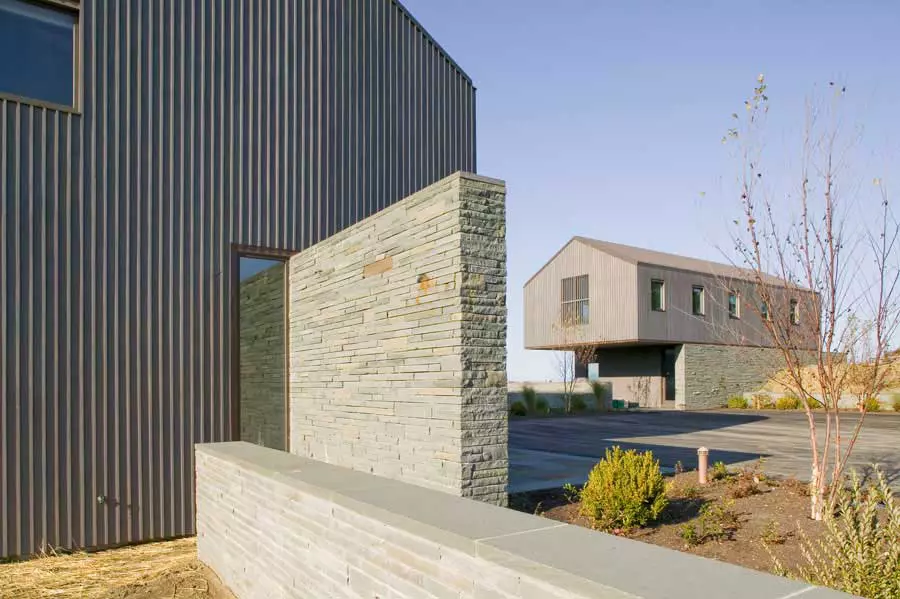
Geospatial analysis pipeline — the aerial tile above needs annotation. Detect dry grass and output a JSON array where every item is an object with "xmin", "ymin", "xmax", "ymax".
[
  {"xmin": 0, "ymin": 537, "xmax": 231, "ymax": 599},
  {"xmin": 763, "ymin": 356, "xmax": 900, "ymax": 397}
]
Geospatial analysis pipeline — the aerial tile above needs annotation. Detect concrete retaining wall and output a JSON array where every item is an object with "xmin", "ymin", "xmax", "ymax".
[
  {"xmin": 287, "ymin": 172, "xmax": 507, "ymax": 504},
  {"xmin": 195, "ymin": 442, "xmax": 849, "ymax": 599}
]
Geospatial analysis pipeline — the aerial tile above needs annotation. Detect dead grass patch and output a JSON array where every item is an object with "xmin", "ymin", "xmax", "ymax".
[{"xmin": 0, "ymin": 537, "xmax": 233, "ymax": 599}]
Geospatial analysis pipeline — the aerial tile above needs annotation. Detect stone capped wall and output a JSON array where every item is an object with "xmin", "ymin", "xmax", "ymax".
[{"xmin": 288, "ymin": 172, "xmax": 507, "ymax": 504}]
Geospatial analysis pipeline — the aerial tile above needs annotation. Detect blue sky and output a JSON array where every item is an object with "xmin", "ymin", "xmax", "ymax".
[{"xmin": 402, "ymin": 0, "xmax": 900, "ymax": 381}]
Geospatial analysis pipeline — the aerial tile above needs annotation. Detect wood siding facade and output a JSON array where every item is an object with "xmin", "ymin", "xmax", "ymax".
[{"xmin": 524, "ymin": 239, "xmax": 637, "ymax": 349}]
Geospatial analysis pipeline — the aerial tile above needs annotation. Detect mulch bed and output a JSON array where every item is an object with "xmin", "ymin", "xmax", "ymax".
[{"xmin": 509, "ymin": 468, "xmax": 827, "ymax": 574}]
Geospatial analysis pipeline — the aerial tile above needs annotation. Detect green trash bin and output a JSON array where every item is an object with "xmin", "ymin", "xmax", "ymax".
[{"xmin": 612, "ymin": 399, "xmax": 625, "ymax": 410}]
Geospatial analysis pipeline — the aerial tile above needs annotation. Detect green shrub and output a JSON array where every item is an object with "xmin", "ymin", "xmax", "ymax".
[
  {"xmin": 709, "ymin": 461, "xmax": 730, "ymax": 482},
  {"xmin": 522, "ymin": 385, "xmax": 538, "ymax": 413},
  {"xmin": 579, "ymin": 446, "xmax": 668, "ymax": 531},
  {"xmin": 805, "ymin": 396, "xmax": 824, "ymax": 410},
  {"xmin": 892, "ymin": 394, "xmax": 900, "ymax": 412},
  {"xmin": 861, "ymin": 397, "xmax": 881, "ymax": 412},
  {"xmin": 773, "ymin": 468, "xmax": 900, "ymax": 599},
  {"xmin": 760, "ymin": 519, "xmax": 787, "ymax": 545},
  {"xmin": 562, "ymin": 483, "xmax": 582, "ymax": 503},
  {"xmin": 571, "ymin": 395, "xmax": 589, "ymax": 413},
  {"xmin": 776, "ymin": 395, "xmax": 801, "ymax": 410},
  {"xmin": 534, "ymin": 397, "xmax": 550, "ymax": 415},
  {"xmin": 590, "ymin": 381, "xmax": 609, "ymax": 410},
  {"xmin": 679, "ymin": 500, "xmax": 740, "ymax": 546},
  {"xmin": 509, "ymin": 401, "xmax": 527, "ymax": 417},
  {"xmin": 726, "ymin": 396, "xmax": 749, "ymax": 409}
]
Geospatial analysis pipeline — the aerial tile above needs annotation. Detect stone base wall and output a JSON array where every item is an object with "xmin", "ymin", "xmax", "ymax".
[
  {"xmin": 288, "ymin": 172, "xmax": 507, "ymax": 504},
  {"xmin": 677, "ymin": 343, "xmax": 785, "ymax": 409}
]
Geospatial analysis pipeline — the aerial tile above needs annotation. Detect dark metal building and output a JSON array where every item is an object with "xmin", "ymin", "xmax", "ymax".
[{"xmin": 0, "ymin": 0, "xmax": 475, "ymax": 557}]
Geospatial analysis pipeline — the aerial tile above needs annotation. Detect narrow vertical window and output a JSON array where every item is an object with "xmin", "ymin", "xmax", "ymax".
[
  {"xmin": 651, "ymin": 279, "xmax": 665, "ymax": 312},
  {"xmin": 691, "ymin": 285, "xmax": 705, "ymax": 316},
  {"xmin": 0, "ymin": 0, "xmax": 79, "ymax": 108},
  {"xmin": 761, "ymin": 301, "xmax": 770, "ymax": 321},
  {"xmin": 728, "ymin": 291, "xmax": 740, "ymax": 319},
  {"xmin": 790, "ymin": 299, "xmax": 800, "ymax": 325},
  {"xmin": 561, "ymin": 274, "xmax": 589, "ymax": 325}
]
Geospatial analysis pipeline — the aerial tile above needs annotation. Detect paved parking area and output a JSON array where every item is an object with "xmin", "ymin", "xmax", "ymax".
[{"xmin": 509, "ymin": 410, "xmax": 900, "ymax": 493}]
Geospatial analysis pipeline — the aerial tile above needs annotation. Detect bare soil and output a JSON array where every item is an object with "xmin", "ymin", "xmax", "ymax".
[
  {"xmin": 0, "ymin": 538, "xmax": 234, "ymax": 599},
  {"xmin": 510, "ymin": 469, "xmax": 826, "ymax": 574}
]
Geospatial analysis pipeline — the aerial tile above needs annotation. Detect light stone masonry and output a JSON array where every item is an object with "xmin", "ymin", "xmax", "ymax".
[
  {"xmin": 288, "ymin": 172, "xmax": 508, "ymax": 504},
  {"xmin": 195, "ymin": 442, "xmax": 850, "ymax": 599}
]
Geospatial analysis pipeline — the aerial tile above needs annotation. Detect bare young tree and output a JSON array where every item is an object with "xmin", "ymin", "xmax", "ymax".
[
  {"xmin": 552, "ymin": 310, "xmax": 597, "ymax": 414},
  {"xmin": 725, "ymin": 76, "xmax": 900, "ymax": 520}
]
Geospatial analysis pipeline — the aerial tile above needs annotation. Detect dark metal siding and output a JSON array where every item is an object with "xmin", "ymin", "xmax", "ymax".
[{"xmin": 0, "ymin": 0, "xmax": 475, "ymax": 557}]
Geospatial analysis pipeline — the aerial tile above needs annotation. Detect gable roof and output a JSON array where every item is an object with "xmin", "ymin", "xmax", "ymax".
[
  {"xmin": 525, "ymin": 236, "xmax": 801, "ymax": 289},
  {"xmin": 574, "ymin": 236, "xmax": 798, "ymax": 288}
]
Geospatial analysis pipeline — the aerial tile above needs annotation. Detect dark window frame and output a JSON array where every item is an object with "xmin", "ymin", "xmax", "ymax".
[
  {"xmin": 0, "ymin": 0, "xmax": 82, "ymax": 112},
  {"xmin": 728, "ymin": 291, "xmax": 741, "ymax": 319},
  {"xmin": 789, "ymin": 299, "xmax": 800, "ymax": 325},
  {"xmin": 761, "ymin": 301, "xmax": 771, "ymax": 322},
  {"xmin": 691, "ymin": 285, "xmax": 705, "ymax": 316},
  {"xmin": 650, "ymin": 279, "xmax": 666, "ymax": 312},
  {"xmin": 561, "ymin": 274, "xmax": 590, "ymax": 326},
  {"xmin": 230, "ymin": 244, "xmax": 296, "ymax": 451}
]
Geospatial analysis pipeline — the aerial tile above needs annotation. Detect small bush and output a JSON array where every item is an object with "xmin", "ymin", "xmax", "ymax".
[
  {"xmin": 579, "ymin": 446, "xmax": 668, "ymax": 531},
  {"xmin": 776, "ymin": 395, "xmax": 802, "ymax": 410},
  {"xmin": 562, "ymin": 483, "xmax": 581, "ymax": 503},
  {"xmin": 571, "ymin": 394, "xmax": 589, "ymax": 413},
  {"xmin": 509, "ymin": 401, "xmax": 527, "ymax": 417},
  {"xmin": 861, "ymin": 397, "xmax": 881, "ymax": 412},
  {"xmin": 679, "ymin": 500, "xmax": 740, "ymax": 546},
  {"xmin": 709, "ymin": 461, "xmax": 730, "ymax": 482},
  {"xmin": 522, "ymin": 385, "xmax": 538, "ymax": 413},
  {"xmin": 727, "ymin": 475, "xmax": 761, "ymax": 499},
  {"xmin": 760, "ymin": 519, "xmax": 787, "ymax": 545},
  {"xmin": 590, "ymin": 381, "xmax": 609, "ymax": 410},
  {"xmin": 534, "ymin": 397, "xmax": 550, "ymax": 415},
  {"xmin": 674, "ymin": 460, "xmax": 685, "ymax": 474},
  {"xmin": 726, "ymin": 396, "xmax": 749, "ymax": 409},
  {"xmin": 773, "ymin": 468, "xmax": 900, "ymax": 599},
  {"xmin": 804, "ymin": 396, "xmax": 824, "ymax": 410},
  {"xmin": 780, "ymin": 476, "xmax": 810, "ymax": 497},
  {"xmin": 892, "ymin": 394, "xmax": 900, "ymax": 412}
]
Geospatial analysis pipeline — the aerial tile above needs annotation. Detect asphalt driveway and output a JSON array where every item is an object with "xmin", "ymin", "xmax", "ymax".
[{"xmin": 509, "ymin": 410, "xmax": 900, "ymax": 493}]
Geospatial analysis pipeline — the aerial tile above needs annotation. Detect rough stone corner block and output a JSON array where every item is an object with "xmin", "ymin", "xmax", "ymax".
[{"xmin": 288, "ymin": 172, "xmax": 509, "ymax": 505}]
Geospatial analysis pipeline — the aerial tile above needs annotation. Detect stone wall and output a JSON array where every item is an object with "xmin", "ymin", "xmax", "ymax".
[
  {"xmin": 238, "ymin": 264, "xmax": 287, "ymax": 449},
  {"xmin": 288, "ymin": 172, "xmax": 507, "ymax": 504},
  {"xmin": 196, "ymin": 442, "xmax": 846, "ymax": 599},
  {"xmin": 677, "ymin": 343, "xmax": 784, "ymax": 409}
]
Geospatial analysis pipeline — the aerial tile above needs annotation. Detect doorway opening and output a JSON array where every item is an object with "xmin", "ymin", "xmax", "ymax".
[{"xmin": 232, "ymin": 249, "xmax": 290, "ymax": 450}]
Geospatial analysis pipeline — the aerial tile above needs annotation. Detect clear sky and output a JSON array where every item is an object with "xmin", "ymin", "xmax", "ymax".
[{"xmin": 403, "ymin": 0, "xmax": 900, "ymax": 382}]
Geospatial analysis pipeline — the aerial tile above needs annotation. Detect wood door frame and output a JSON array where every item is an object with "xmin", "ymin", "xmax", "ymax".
[{"xmin": 230, "ymin": 244, "xmax": 295, "ymax": 450}]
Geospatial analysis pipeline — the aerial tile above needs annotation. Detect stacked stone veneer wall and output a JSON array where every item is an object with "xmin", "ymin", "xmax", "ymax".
[
  {"xmin": 238, "ymin": 265, "xmax": 286, "ymax": 449},
  {"xmin": 195, "ymin": 442, "xmax": 847, "ymax": 599},
  {"xmin": 288, "ymin": 172, "xmax": 507, "ymax": 504},
  {"xmin": 676, "ymin": 343, "xmax": 785, "ymax": 409}
]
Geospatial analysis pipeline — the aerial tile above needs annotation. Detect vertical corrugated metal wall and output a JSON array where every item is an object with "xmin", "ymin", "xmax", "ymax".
[{"xmin": 0, "ymin": 0, "xmax": 475, "ymax": 557}]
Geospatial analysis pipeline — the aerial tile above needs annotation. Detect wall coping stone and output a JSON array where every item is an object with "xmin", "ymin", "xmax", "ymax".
[{"xmin": 196, "ymin": 442, "xmax": 851, "ymax": 599}]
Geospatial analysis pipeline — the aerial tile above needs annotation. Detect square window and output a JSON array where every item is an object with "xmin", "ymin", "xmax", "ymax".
[
  {"xmin": 0, "ymin": 0, "xmax": 78, "ymax": 108},
  {"xmin": 651, "ymin": 279, "xmax": 665, "ymax": 311},
  {"xmin": 692, "ymin": 286, "xmax": 705, "ymax": 316}
]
